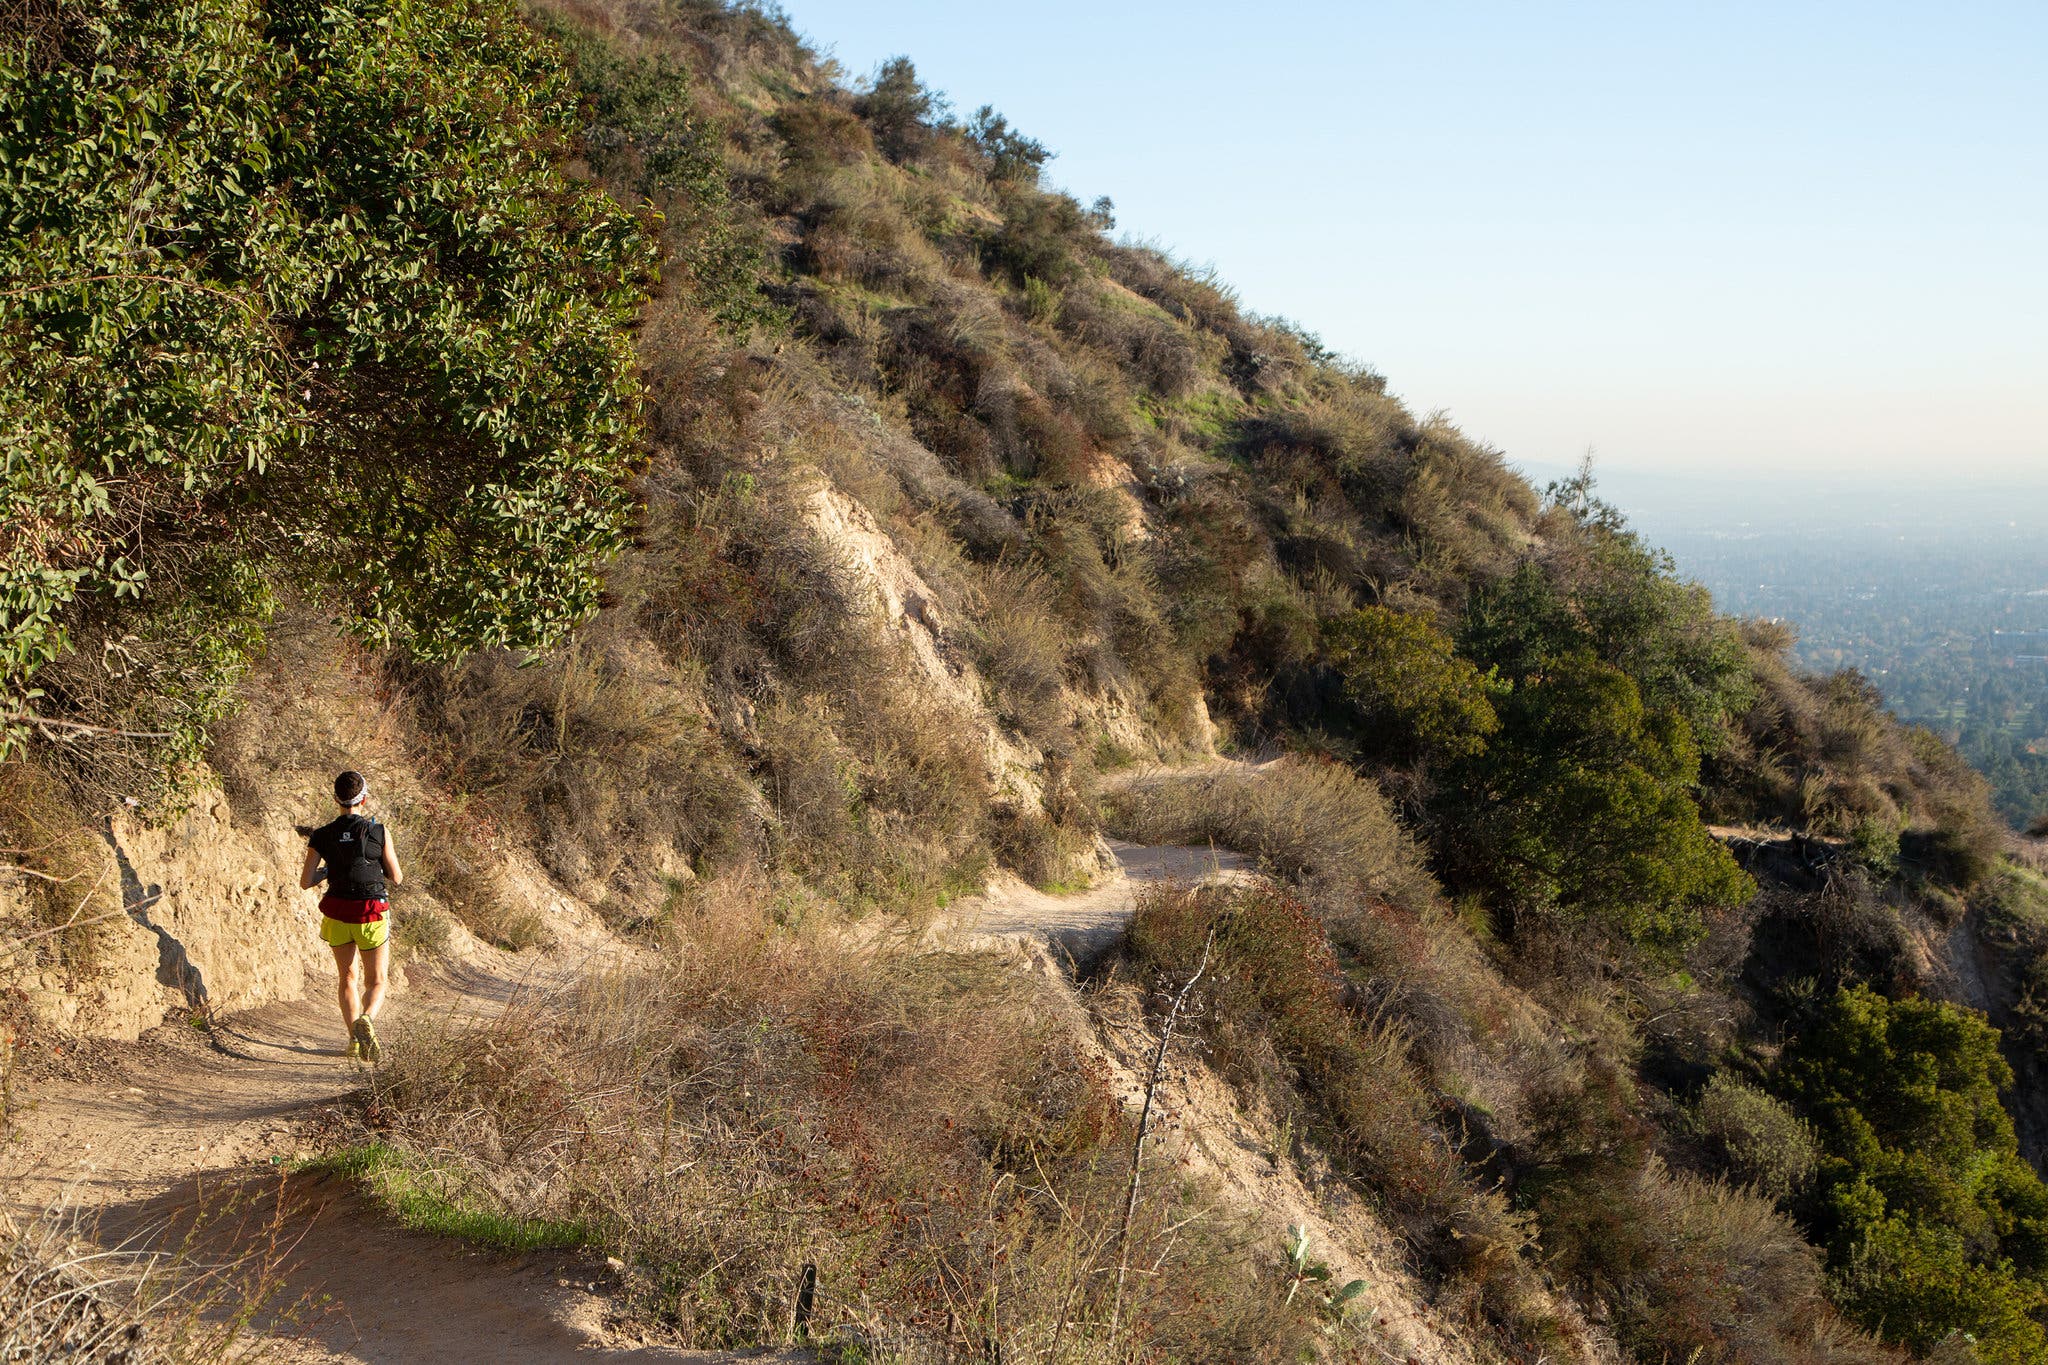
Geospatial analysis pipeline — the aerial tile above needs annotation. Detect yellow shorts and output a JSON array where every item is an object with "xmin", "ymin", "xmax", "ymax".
[{"xmin": 320, "ymin": 916, "xmax": 390, "ymax": 950}]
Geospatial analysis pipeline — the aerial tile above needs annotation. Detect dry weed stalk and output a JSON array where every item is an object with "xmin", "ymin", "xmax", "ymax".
[
  {"xmin": 0, "ymin": 1186, "xmax": 301, "ymax": 1364},
  {"xmin": 1109, "ymin": 925, "xmax": 1212, "ymax": 1336}
]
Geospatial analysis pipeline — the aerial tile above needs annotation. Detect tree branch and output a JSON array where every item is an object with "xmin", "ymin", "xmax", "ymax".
[{"xmin": 1, "ymin": 711, "xmax": 173, "ymax": 742}]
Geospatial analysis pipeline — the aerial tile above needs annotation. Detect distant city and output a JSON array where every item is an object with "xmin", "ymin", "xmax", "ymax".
[{"xmin": 1513, "ymin": 462, "xmax": 2048, "ymax": 827}]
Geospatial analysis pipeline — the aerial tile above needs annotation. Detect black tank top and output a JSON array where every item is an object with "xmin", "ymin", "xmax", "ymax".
[{"xmin": 310, "ymin": 814, "xmax": 388, "ymax": 900}]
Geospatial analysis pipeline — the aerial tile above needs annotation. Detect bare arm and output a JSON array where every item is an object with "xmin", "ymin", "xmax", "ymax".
[
  {"xmin": 299, "ymin": 844, "xmax": 324, "ymax": 891},
  {"xmin": 381, "ymin": 831, "xmax": 404, "ymax": 888}
]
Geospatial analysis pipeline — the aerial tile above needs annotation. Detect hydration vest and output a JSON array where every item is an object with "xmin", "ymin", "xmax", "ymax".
[{"xmin": 310, "ymin": 813, "xmax": 388, "ymax": 900}]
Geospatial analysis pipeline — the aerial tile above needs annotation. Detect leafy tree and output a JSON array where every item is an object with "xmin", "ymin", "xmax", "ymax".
[
  {"xmin": 1321, "ymin": 605, "xmax": 1499, "ymax": 764},
  {"xmin": 1445, "ymin": 651, "xmax": 1752, "ymax": 950},
  {"xmin": 966, "ymin": 105, "xmax": 1051, "ymax": 184},
  {"xmin": 1444, "ymin": 498, "xmax": 1760, "ymax": 950},
  {"xmin": 857, "ymin": 56, "xmax": 943, "ymax": 162},
  {"xmin": 1, "ymin": 0, "xmax": 654, "ymax": 751},
  {"xmin": 1463, "ymin": 546, "xmax": 1751, "ymax": 752},
  {"xmin": 1776, "ymin": 985, "xmax": 2048, "ymax": 1361}
]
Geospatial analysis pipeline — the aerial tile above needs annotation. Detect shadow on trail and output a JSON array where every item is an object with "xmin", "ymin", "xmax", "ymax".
[{"xmin": 93, "ymin": 1170, "xmax": 806, "ymax": 1364}]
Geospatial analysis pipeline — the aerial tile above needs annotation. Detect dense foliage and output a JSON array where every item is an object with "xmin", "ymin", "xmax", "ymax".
[
  {"xmin": 0, "ymin": 0, "xmax": 652, "ymax": 755},
  {"xmin": 1776, "ymin": 986, "xmax": 2048, "ymax": 1361},
  {"xmin": 1439, "ymin": 513, "xmax": 1757, "ymax": 950},
  {"xmin": 1322, "ymin": 605, "xmax": 1499, "ymax": 764}
]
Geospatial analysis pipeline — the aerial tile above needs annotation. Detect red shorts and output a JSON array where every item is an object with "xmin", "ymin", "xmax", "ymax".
[{"xmin": 318, "ymin": 895, "xmax": 389, "ymax": 924}]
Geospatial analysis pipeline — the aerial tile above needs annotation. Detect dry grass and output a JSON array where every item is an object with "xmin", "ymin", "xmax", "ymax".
[
  {"xmin": 0, "ymin": 1198, "xmax": 291, "ymax": 1364},
  {"xmin": 344, "ymin": 872, "xmax": 1317, "ymax": 1360},
  {"xmin": 397, "ymin": 639, "xmax": 758, "ymax": 899},
  {"xmin": 1121, "ymin": 879, "xmax": 1562, "ymax": 1347},
  {"xmin": 1710, "ymin": 631, "xmax": 2003, "ymax": 890},
  {"xmin": 1531, "ymin": 1157, "xmax": 1897, "ymax": 1364},
  {"xmin": 390, "ymin": 904, "xmax": 455, "ymax": 961},
  {"xmin": 1126, "ymin": 877, "xmax": 1902, "ymax": 1362},
  {"xmin": 1104, "ymin": 756, "xmax": 1438, "ymax": 914}
]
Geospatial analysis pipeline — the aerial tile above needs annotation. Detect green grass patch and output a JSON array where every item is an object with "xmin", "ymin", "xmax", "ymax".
[
  {"xmin": 305, "ymin": 1142, "xmax": 588, "ymax": 1254},
  {"xmin": 1981, "ymin": 861, "xmax": 2048, "ymax": 931}
]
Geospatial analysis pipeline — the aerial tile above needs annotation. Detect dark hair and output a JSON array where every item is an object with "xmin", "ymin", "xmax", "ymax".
[{"xmin": 334, "ymin": 770, "xmax": 367, "ymax": 805}]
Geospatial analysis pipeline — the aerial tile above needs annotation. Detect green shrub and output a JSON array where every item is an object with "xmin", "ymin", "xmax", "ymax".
[
  {"xmin": 979, "ymin": 193, "xmax": 1088, "ymax": 288},
  {"xmin": 1441, "ymin": 650, "xmax": 1754, "ymax": 952},
  {"xmin": 1774, "ymin": 984, "xmax": 2048, "ymax": 1360},
  {"xmin": 542, "ymin": 21, "xmax": 772, "ymax": 334},
  {"xmin": 1321, "ymin": 605, "xmax": 1500, "ymax": 764},
  {"xmin": 1846, "ymin": 817, "xmax": 1902, "ymax": 879},
  {"xmin": 1694, "ymin": 1072, "xmax": 1818, "ymax": 1201}
]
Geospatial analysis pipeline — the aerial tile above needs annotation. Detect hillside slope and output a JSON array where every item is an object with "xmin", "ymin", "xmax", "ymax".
[{"xmin": 5, "ymin": 0, "xmax": 2045, "ymax": 1360}]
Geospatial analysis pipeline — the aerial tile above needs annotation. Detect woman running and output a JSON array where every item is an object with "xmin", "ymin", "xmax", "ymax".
[{"xmin": 299, "ymin": 770, "xmax": 403, "ymax": 1061}]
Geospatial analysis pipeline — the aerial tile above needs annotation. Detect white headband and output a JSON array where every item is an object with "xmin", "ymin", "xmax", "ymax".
[{"xmin": 345, "ymin": 782, "xmax": 370, "ymax": 806}]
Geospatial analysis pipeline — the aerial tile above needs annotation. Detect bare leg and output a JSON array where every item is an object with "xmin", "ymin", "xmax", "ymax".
[
  {"xmin": 331, "ymin": 943, "xmax": 360, "ymax": 1035},
  {"xmin": 359, "ymin": 943, "xmax": 389, "ymax": 1022}
]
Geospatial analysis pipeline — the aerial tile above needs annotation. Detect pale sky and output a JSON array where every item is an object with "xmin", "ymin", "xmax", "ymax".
[{"xmin": 785, "ymin": 1, "xmax": 2047, "ymax": 484}]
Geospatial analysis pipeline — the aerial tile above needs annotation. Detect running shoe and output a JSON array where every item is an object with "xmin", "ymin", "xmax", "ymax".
[{"xmin": 352, "ymin": 1014, "xmax": 380, "ymax": 1065}]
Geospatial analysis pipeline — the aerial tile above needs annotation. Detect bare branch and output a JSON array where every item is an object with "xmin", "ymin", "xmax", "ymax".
[
  {"xmin": 1109, "ymin": 926, "xmax": 1214, "ymax": 1339},
  {"xmin": 2, "ymin": 711, "xmax": 173, "ymax": 742}
]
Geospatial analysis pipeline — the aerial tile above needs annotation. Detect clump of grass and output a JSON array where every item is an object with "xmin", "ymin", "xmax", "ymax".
[
  {"xmin": 340, "ymin": 874, "xmax": 1317, "ymax": 1359},
  {"xmin": 0, "ymin": 1199, "xmax": 288, "ymax": 1364},
  {"xmin": 1524, "ymin": 1145, "xmax": 1897, "ymax": 1364},
  {"xmin": 390, "ymin": 906, "xmax": 454, "ymax": 961},
  {"xmin": 1104, "ymin": 755, "xmax": 1437, "ymax": 913},
  {"xmin": 1690, "ymin": 1072, "xmax": 1818, "ymax": 1202},
  {"xmin": 987, "ymin": 801, "xmax": 1098, "ymax": 891}
]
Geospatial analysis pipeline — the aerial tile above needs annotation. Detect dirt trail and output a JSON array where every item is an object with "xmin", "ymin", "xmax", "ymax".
[
  {"xmin": 2, "ymin": 954, "xmax": 794, "ymax": 1363},
  {"xmin": 953, "ymin": 838, "xmax": 1253, "ymax": 958}
]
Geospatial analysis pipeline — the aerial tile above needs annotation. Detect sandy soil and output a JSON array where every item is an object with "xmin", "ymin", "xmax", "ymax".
[{"xmin": 953, "ymin": 838, "xmax": 1253, "ymax": 960}]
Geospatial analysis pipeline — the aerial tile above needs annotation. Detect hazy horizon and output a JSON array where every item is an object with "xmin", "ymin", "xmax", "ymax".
[{"xmin": 787, "ymin": 0, "xmax": 2046, "ymax": 483}]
